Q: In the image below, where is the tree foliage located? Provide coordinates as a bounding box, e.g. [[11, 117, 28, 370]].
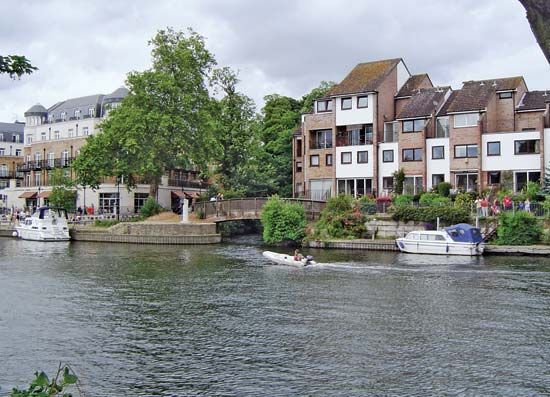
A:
[[312, 195, 367, 239], [0, 55, 37, 78], [73, 28, 219, 197], [519, 0, 550, 64], [496, 211, 541, 245], [260, 196, 306, 244], [48, 169, 77, 212]]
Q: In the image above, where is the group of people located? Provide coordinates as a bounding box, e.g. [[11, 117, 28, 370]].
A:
[[475, 196, 531, 217]]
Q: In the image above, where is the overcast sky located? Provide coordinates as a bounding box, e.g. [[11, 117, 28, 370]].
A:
[[1, 0, 549, 121]]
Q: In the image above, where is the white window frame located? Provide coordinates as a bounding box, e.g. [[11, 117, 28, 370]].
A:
[[453, 113, 479, 128]]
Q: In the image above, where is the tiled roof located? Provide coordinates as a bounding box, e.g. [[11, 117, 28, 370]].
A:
[[396, 74, 432, 97], [517, 90, 550, 111], [396, 87, 450, 119], [327, 58, 402, 96], [446, 77, 525, 113], [437, 90, 459, 116]]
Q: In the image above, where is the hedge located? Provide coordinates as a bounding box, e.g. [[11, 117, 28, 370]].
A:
[[391, 205, 470, 225]]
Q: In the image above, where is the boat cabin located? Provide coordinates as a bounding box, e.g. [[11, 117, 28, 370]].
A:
[[444, 223, 483, 244]]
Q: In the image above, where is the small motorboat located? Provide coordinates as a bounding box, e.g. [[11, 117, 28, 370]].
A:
[[14, 206, 71, 241], [262, 251, 317, 267], [395, 223, 484, 256]]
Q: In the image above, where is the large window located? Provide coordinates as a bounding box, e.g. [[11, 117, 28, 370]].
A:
[[454, 144, 478, 158], [436, 117, 449, 138], [403, 176, 423, 195], [310, 155, 319, 167], [337, 178, 372, 197], [384, 122, 398, 142], [309, 179, 332, 201], [515, 171, 540, 192], [316, 99, 332, 113], [99, 193, 119, 214], [310, 129, 332, 149], [514, 139, 540, 155], [454, 113, 479, 128], [432, 174, 445, 187], [382, 177, 394, 192], [341, 152, 352, 164], [402, 148, 422, 162], [455, 173, 478, 192], [341, 97, 352, 110], [403, 119, 426, 133], [487, 141, 501, 156], [357, 96, 368, 108], [382, 150, 394, 163], [339, 125, 373, 146], [134, 193, 149, 213], [357, 151, 368, 164], [488, 171, 501, 185], [431, 146, 444, 159]]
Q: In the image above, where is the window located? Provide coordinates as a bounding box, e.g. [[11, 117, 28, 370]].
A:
[[34, 173, 41, 186], [99, 192, 119, 214], [340, 125, 373, 146], [403, 176, 423, 195], [383, 177, 394, 192], [310, 155, 319, 167], [515, 171, 540, 192], [357, 96, 368, 108], [488, 171, 501, 185], [48, 152, 55, 167], [357, 151, 368, 163], [75, 110, 81, 119], [341, 152, 352, 164], [403, 119, 426, 133], [326, 154, 333, 166], [487, 141, 500, 156], [309, 179, 332, 201], [402, 148, 422, 162], [514, 139, 540, 155], [522, 128, 536, 132], [454, 113, 479, 128], [295, 139, 302, 157], [14, 134, 20, 143], [498, 92, 513, 99], [454, 144, 478, 158], [15, 149, 21, 156], [435, 117, 449, 138], [432, 174, 445, 187], [310, 129, 332, 149], [341, 97, 352, 110], [61, 150, 70, 166], [455, 173, 478, 192], [89, 107, 96, 117], [41, 131, 47, 141], [0, 134, 4, 141], [68, 128, 74, 138], [337, 178, 372, 197], [61, 112, 67, 121], [0, 148, 4, 156], [431, 146, 444, 159], [54, 131, 60, 140], [26, 135, 33, 144], [384, 122, 398, 142], [382, 150, 394, 163], [316, 99, 332, 113], [134, 193, 149, 213], [295, 161, 302, 173], [34, 152, 41, 166]]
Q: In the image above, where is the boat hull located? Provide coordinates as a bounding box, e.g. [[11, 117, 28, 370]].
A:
[[395, 239, 483, 256], [262, 251, 316, 267], [15, 226, 70, 241]]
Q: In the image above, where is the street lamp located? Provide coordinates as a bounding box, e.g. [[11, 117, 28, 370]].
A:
[[116, 176, 121, 221]]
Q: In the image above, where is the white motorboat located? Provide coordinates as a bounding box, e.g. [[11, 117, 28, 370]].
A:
[[395, 223, 484, 256], [15, 206, 71, 241], [262, 251, 317, 267]]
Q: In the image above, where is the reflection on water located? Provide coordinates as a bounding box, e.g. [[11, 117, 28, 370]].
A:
[[1, 237, 550, 396]]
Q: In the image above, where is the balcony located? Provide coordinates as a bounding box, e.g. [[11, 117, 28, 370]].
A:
[[167, 178, 207, 189], [17, 157, 75, 172], [0, 171, 23, 179]]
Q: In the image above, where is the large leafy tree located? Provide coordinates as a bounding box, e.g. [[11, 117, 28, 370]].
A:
[[519, 0, 550, 64], [73, 28, 219, 197], [0, 55, 37, 78], [211, 67, 260, 194]]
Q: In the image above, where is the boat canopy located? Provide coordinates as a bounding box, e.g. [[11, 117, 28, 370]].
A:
[[36, 206, 68, 220], [444, 223, 483, 243]]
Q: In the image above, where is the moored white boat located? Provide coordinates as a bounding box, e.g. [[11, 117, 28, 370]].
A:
[[395, 223, 484, 256], [15, 206, 71, 241], [262, 251, 317, 267]]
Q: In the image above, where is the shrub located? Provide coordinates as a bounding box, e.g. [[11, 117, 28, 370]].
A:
[[376, 196, 392, 212], [393, 168, 405, 195], [394, 194, 413, 207], [454, 192, 474, 211], [437, 182, 452, 197], [496, 211, 541, 245], [94, 219, 119, 227], [140, 197, 163, 218], [522, 181, 541, 201], [312, 195, 366, 239], [260, 196, 306, 244], [358, 195, 377, 215], [543, 196, 550, 217], [541, 229, 550, 245], [419, 192, 451, 207], [391, 205, 470, 225]]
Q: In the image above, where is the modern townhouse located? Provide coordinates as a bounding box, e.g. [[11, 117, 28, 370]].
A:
[[5, 88, 206, 213], [0, 121, 25, 208], [293, 59, 550, 199]]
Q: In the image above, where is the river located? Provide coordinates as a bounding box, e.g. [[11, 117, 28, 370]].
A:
[[1, 237, 549, 396]]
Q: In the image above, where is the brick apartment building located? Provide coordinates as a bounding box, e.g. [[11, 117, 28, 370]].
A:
[[292, 58, 550, 199]]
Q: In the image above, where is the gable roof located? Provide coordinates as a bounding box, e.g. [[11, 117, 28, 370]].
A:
[[446, 77, 525, 113], [396, 74, 433, 98], [396, 87, 451, 119], [327, 58, 402, 97], [437, 90, 459, 116], [517, 90, 550, 112]]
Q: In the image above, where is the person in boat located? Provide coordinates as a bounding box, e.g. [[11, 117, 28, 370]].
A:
[[294, 249, 304, 261]]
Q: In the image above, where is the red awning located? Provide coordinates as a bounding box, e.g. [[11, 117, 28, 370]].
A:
[[38, 191, 52, 198], [171, 191, 186, 198], [18, 191, 37, 199]]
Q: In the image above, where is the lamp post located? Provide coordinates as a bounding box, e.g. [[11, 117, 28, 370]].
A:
[[116, 176, 120, 221]]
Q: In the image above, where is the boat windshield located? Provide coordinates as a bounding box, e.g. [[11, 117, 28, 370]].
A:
[[38, 208, 68, 220]]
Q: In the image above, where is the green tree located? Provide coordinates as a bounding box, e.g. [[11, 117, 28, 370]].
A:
[[73, 28, 219, 198], [211, 67, 260, 194], [48, 169, 77, 212], [260, 196, 306, 244], [0, 55, 37, 78], [542, 162, 550, 194], [497, 211, 541, 245], [393, 168, 405, 195]]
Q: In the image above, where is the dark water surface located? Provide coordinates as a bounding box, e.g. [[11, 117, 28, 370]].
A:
[[1, 237, 550, 396]]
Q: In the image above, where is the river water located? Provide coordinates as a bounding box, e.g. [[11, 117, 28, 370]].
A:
[[1, 237, 549, 396]]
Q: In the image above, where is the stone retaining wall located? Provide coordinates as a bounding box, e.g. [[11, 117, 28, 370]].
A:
[[366, 219, 426, 238], [108, 222, 217, 236], [308, 239, 398, 251], [70, 230, 221, 245]]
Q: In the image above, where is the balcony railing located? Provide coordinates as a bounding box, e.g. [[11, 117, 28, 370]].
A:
[[17, 157, 75, 172], [0, 171, 24, 179]]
